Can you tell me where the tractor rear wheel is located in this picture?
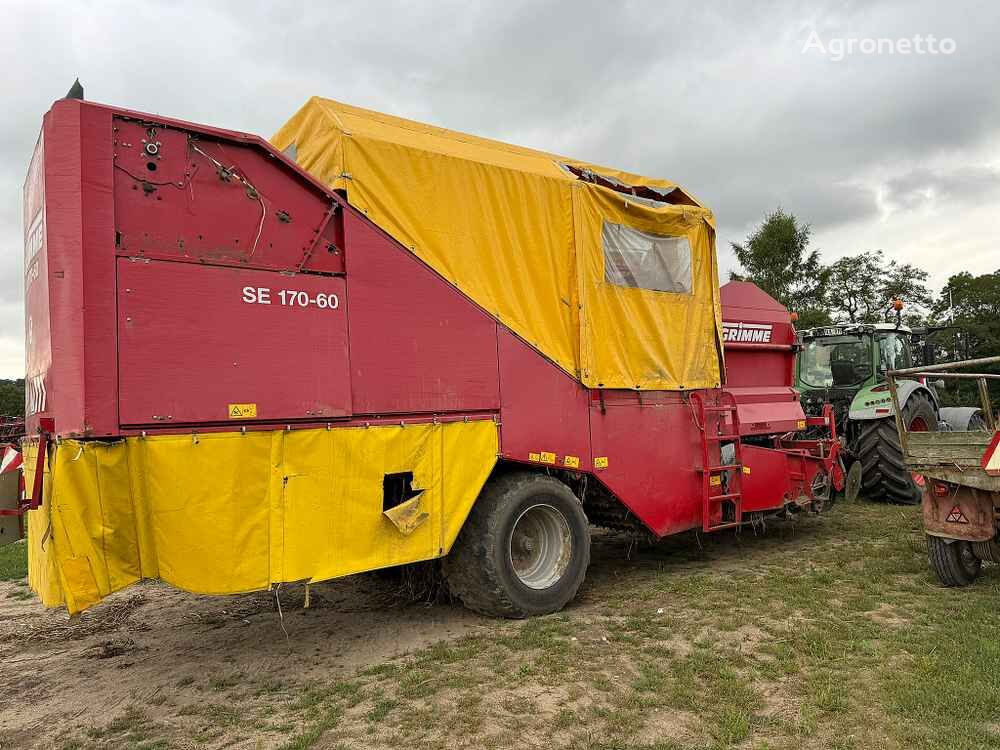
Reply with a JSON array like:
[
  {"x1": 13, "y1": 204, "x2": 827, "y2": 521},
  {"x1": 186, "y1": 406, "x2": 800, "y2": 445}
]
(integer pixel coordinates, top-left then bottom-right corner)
[
  {"x1": 856, "y1": 392, "x2": 937, "y2": 504},
  {"x1": 443, "y1": 471, "x2": 590, "y2": 618},
  {"x1": 927, "y1": 535, "x2": 981, "y2": 587}
]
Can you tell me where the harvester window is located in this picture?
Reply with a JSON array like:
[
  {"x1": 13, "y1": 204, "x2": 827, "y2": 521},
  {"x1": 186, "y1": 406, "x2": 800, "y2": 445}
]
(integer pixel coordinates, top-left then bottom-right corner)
[{"x1": 602, "y1": 221, "x2": 692, "y2": 294}]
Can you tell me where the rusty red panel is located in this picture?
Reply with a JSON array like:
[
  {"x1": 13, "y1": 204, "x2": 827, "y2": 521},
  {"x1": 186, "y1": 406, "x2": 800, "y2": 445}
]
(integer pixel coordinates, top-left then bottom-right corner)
[
  {"x1": 923, "y1": 482, "x2": 998, "y2": 542},
  {"x1": 113, "y1": 116, "x2": 338, "y2": 273},
  {"x1": 497, "y1": 330, "x2": 591, "y2": 468},
  {"x1": 589, "y1": 392, "x2": 703, "y2": 536},
  {"x1": 117, "y1": 259, "x2": 350, "y2": 425},
  {"x1": 344, "y1": 211, "x2": 500, "y2": 415}
]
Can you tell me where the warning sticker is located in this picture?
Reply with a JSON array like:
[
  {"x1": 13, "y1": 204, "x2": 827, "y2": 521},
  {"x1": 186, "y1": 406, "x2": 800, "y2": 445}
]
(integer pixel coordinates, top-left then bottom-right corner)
[
  {"x1": 742, "y1": 466, "x2": 751, "y2": 475},
  {"x1": 594, "y1": 456, "x2": 609, "y2": 470},
  {"x1": 797, "y1": 420, "x2": 807, "y2": 430},
  {"x1": 228, "y1": 403, "x2": 258, "y2": 419},
  {"x1": 709, "y1": 475, "x2": 722, "y2": 486},
  {"x1": 528, "y1": 452, "x2": 541, "y2": 462},
  {"x1": 982, "y1": 431, "x2": 1000, "y2": 476},
  {"x1": 563, "y1": 455, "x2": 580, "y2": 469},
  {"x1": 945, "y1": 505, "x2": 970, "y2": 524},
  {"x1": 539, "y1": 451, "x2": 556, "y2": 465}
]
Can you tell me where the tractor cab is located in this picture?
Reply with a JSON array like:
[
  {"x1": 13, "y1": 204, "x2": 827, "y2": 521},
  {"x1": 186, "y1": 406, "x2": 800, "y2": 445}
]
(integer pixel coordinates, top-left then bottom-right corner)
[
  {"x1": 796, "y1": 321, "x2": 986, "y2": 505},
  {"x1": 797, "y1": 323, "x2": 915, "y2": 430}
]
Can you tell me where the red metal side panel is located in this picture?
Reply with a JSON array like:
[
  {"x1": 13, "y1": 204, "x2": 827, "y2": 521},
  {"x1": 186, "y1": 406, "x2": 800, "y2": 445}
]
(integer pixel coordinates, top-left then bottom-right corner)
[
  {"x1": 720, "y1": 281, "x2": 804, "y2": 436},
  {"x1": 26, "y1": 100, "x2": 89, "y2": 436},
  {"x1": 589, "y1": 392, "x2": 704, "y2": 536},
  {"x1": 80, "y1": 104, "x2": 119, "y2": 435},
  {"x1": 739, "y1": 445, "x2": 795, "y2": 512},
  {"x1": 344, "y1": 211, "x2": 500, "y2": 415},
  {"x1": 498, "y1": 330, "x2": 591, "y2": 468},
  {"x1": 726, "y1": 386, "x2": 806, "y2": 435},
  {"x1": 117, "y1": 260, "x2": 350, "y2": 425}
]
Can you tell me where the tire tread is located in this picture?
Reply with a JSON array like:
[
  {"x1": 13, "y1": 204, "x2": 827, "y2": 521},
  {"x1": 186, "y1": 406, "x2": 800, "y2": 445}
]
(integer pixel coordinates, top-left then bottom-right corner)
[{"x1": 443, "y1": 472, "x2": 588, "y2": 618}]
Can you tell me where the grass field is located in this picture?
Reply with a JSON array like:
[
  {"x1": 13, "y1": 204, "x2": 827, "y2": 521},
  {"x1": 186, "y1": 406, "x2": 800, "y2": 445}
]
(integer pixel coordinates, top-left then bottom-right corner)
[
  {"x1": 3, "y1": 499, "x2": 999, "y2": 749},
  {"x1": 0, "y1": 537, "x2": 26, "y2": 581}
]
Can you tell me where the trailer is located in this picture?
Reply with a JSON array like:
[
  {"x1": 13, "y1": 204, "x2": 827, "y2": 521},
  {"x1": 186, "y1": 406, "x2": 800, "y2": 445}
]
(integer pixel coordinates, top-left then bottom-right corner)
[
  {"x1": 11, "y1": 95, "x2": 840, "y2": 617},
  {"x1": 886, "y1": 357, "x2": 1000, "y2": 586}
]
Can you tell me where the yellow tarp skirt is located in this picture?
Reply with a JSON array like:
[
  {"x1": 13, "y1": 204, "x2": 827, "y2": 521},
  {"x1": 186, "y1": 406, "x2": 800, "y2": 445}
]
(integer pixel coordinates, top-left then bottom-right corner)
[
  {"x1": 273, "y1": 97, "x2": 724, "y2": 391},
  {"x1": 25, "y1": 421, "x2": 498, "y2": 614}
]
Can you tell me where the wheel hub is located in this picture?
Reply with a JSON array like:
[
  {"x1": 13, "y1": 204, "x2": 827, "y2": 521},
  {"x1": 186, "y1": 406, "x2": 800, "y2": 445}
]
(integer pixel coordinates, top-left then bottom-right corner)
[{"x1": 509, "y1": 504, "x2": 572, "y2": 590}]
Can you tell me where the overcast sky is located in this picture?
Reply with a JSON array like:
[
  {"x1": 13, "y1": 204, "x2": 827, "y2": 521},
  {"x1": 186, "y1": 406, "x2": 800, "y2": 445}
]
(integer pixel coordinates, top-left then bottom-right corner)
[{"x1": 1, "y1": 0, "x2": 998, "y2": 378}]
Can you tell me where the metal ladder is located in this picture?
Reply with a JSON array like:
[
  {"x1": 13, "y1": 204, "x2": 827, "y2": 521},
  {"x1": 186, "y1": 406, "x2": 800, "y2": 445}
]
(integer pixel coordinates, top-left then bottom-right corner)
[{"x1": 693, "y1": 391, "x2": 744, "y2": 532}]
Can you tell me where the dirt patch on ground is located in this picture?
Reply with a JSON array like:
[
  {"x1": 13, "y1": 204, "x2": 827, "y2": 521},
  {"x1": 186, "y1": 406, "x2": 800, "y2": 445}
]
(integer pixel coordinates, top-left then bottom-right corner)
[
  {"x1": 0, "y1": 575, "x2": 486, "y2": 748},
  {"x1": 865, "y1": 603, "x2": 911, "y2": 628}
]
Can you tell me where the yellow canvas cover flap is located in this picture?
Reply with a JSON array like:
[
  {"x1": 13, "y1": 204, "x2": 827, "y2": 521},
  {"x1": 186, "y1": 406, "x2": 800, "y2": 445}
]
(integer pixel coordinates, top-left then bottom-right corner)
[
  {"x1": 26, "y1": 421, "x2": 498, "y2": 614},
  {"x1": 575, "y1": 184, "x2": 722, "y2": 389},
  {"x1": 273, "y1": 97, "x2": 723, "y2": 391}
]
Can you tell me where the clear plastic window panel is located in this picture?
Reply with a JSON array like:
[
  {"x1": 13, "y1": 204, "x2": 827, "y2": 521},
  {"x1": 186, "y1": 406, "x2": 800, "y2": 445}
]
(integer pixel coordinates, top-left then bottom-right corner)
[{"x1": 602, "y1": 221, "x2": 693, "y2": 293}]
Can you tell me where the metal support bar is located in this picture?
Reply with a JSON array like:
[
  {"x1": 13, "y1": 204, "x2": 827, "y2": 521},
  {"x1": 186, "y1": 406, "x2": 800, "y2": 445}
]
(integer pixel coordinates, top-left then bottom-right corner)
[
  {"x1": 888, "y1": 355, "x2": 1000, "y2": 377},
  {"x1": 886, "y1": 371, "x2": 908, "y2": 456},
  {"x1": 910, "y1": 372, "x2": 1000, "y2": 381},
  {"x1": 978, "y1": 377, "x2": 996, "y2": 431}
]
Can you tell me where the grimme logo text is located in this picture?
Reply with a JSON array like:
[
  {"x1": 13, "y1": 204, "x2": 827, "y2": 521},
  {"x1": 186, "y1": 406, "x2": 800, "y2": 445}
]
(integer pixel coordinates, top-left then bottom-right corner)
[{"x1": 722, "y1": 323, "x2": 773, "y2": 344}]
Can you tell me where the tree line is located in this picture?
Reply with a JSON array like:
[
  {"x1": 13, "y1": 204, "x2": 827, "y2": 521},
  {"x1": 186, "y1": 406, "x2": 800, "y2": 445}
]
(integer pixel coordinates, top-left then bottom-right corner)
[{"x1": 730, "y1": 208, "x2": 1000, "y2": 406}]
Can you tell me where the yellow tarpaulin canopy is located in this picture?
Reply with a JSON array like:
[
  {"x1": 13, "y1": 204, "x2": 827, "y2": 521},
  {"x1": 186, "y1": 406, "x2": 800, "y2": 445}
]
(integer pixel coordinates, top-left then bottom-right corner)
[
  {"x1": 27, "y1": 421, "x2": 498, "y2": 614},
  {"x1": 273, "y1": 98, "x2": 724, "y2": 390}
]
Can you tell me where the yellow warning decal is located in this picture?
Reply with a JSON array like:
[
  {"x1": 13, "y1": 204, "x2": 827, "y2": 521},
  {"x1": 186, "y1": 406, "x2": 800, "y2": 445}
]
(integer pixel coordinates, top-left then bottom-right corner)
[
  {"x1": 563, "y1": 455, "x2": 580, "y2": 469},
  {"x1": 797, "y1": 419, "x2": 807, "y2": 430},
  {"x1": 528, "y1": 452, "x2": 541, "y2": 462},
  {"x1": 710, "y1": 475, "x2": 722, "y2": 486},
  {"x1": 228, "y1": 403, "x2": 258, "y2": 419},
  {"x1": 594, "y1": 456, "x2": 609, "y2": 470},
  {"x1": 540, "y1": 452, "x2": 556, "y2": 465},
  {"x1": 742, "y1": 466, "x2": 751, "y2": 475}
]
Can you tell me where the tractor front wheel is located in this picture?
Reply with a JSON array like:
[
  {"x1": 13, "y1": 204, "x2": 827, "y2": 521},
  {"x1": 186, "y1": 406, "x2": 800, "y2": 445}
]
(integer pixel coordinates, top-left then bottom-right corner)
[
  {"x1": 927, "y1": 535, "x2": 981, "y2": 587},
  {"x1": 444, "y1": 471, "x2": 590, "y2": 618},
  {"x1": 856, "y1": 392, "x2": 937, "y2": 504}
]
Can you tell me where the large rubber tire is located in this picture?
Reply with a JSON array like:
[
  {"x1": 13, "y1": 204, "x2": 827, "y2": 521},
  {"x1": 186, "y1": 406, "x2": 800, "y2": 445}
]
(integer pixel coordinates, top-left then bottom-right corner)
[
  {"x1": 443, "y1": 471, "x2": 590, "y2": 618},
  {"x1": 927, "y1": 535, "x2": 981, "y2": 587},
  {"x1": 855, "y1": 392, "x2": 937, "y2": 505}
]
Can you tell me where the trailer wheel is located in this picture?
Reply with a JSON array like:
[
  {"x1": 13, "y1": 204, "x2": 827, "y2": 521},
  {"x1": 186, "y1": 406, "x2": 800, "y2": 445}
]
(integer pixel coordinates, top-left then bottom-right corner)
[
  {"x1": 855, "y1": 392, "x2": 937, "y2": 505},
  {"x1": 843, "y1": 460, "x2": 862, "y2": 503},
  {"x1": 927, "y1": 535, "x2": 981, "y2": 587},
  {"x1": 444, "y1": 472, "x2": 590, "y2": 618}
]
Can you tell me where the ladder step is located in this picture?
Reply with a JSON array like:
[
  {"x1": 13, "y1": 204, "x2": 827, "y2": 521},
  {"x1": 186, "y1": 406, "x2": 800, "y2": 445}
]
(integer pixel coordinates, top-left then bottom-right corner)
[
  {"x1": 705, "y1": 464, "x2": 742, "y2": 473},
  {"x1": 705, "y1": 433, "x2": 740, "y2": 441},
  {"x1": 707, "y1": 492, "x2": 742, "y2": 501},
  {"x1": 702, "y1": 405, "x2": 738, "y2": 412},
  {"x1": 706, "y1": 521, "x2": 742, "y2": 531}
]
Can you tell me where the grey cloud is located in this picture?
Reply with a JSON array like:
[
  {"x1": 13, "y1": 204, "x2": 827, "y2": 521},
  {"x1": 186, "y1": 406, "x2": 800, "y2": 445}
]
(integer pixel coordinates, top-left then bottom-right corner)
[
  {"x1": 883, "y1": 166, "x2": 1000, "y2": 211},
  {"x1": 0, "y1": 0, "x2": 998, "y2": 377}
]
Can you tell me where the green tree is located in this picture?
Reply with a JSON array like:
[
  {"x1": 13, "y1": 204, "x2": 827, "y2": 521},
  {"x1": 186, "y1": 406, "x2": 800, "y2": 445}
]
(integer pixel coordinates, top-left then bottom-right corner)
[
  {"x1": 0, "y1": 380, "x2": 23, "y2": 417},
  {"x1": 930, "y1": 270, "x2": 1000, "y2": 410},
  {"x1": 826, "y1": 250, "x2": 931, "y2": 323},
  {"x1": 729, "y1": 208, "x2": 831, "y2": 327}
]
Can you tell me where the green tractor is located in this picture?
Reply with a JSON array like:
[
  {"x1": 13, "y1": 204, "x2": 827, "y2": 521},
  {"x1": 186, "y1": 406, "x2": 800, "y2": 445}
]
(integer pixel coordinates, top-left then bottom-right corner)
[{"x1": 796, "y1": 322, "x2": 986, "y2": 504}]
